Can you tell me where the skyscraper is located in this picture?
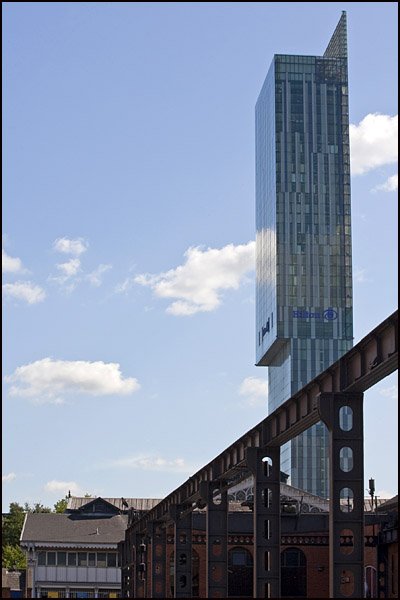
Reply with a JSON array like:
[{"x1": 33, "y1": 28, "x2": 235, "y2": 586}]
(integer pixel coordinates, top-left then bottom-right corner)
[{"x1": 255, "y1": 12, "x2": 353, "y2": 498}]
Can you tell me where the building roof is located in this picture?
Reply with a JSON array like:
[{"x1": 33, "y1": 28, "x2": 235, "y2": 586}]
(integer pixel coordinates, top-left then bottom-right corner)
[
  {"x1": 20, "y1": 513, "x2": 128, "y2": 545},
  {"x1": 376, "y1": 495, "x2": 398, "y2": 512},
  {"x1": 66, "y1": 496, "x2": 161, "y2": 512}
]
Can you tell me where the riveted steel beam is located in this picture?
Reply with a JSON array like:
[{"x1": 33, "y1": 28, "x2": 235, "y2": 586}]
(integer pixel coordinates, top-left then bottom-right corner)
[
  {"x1": 170, "y1": 504, "x2": 193, "y2": 598},
  {"x1": 319, "y1": 392, "x2": 364, "y2": 598},
  {"x1": 134, "y1": 532, "x2": 147, "y2": 599},
  {"x1": 246, "y1": 446, "x2": 281, "y2": 598},
  {"x1": 199, "y1": 481, "x2": 228, "y2": 599},
  {"x1": 123, "y1": 312, "x2": 397, "y2": 599},
  {"x1": 148, "y1": 522, "x2": 167, "y2": 598}
]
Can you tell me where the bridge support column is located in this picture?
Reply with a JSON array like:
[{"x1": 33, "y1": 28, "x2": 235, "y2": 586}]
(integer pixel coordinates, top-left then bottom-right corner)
[
  {"x1": 148, "y1": 522, "x2": 167, "y2": 598},
  {"x1": 246, "y1": 445, "x2": 281, "y2": 598},
  {"x1": 170, "y1": 504, "x2": 193, "y2": 598},
  {"x1": 134, "y1": 532, "x2": 147, "y2": 598},
  {"x1": 199, "y1": 481, "x2": 228, "y2": 599},
  {"x1": 319, "y1": 392, "x2": 364, "y2": 598}
]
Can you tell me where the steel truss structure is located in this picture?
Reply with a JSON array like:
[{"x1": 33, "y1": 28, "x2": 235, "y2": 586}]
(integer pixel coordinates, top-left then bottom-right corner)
[{"x1": 121, "y1": 310, "x2": 398, "y2": 598}]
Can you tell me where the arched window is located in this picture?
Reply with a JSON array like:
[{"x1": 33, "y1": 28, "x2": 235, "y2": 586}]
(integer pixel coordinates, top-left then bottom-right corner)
[
  {"x1": 169, "y1": 550, "x2": 200, "y2": 597},
  {"x1": 228, "y1": 547, "x2": 253, "y2": 597},
  {"x1": 281, "y1": 547, "x2": 307, "y2": 597},
  {"x1": 365, "y1": 565, "x2": 377, "y2": 598}
]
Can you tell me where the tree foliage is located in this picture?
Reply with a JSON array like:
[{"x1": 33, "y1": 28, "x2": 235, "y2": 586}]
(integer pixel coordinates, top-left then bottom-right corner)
[
  {"x1": 2, "y1": 497, "x2": 67, "y2": 569},
  {"x1": 2, "y1": 544, "x2": 27, "y2": 569},
  {"x1": 53, "y1": 496, "x2": 68, "y2": 513},
  {"x1": 2, "y1": 503, "x2": 26, "y2": 547}
]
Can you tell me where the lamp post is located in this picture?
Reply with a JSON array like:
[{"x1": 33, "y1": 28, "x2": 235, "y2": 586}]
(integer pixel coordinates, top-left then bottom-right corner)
[{"x1": 368, "y1": 478, "x2": 375, "y2": 512}]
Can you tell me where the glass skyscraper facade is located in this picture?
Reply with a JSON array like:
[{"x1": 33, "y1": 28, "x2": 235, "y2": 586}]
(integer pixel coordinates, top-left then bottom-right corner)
[{"x1": 255, "y1": 12, "x2": 353, "y2": 498}]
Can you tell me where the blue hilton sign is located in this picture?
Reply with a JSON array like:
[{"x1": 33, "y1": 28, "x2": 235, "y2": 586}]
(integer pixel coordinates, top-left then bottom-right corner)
[{"x1": 293, "y1": 309, "x2": 338, "y2": 321}]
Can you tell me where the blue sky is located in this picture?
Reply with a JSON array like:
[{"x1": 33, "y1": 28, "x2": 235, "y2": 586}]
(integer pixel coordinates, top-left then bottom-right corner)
[{"x1": 2, "y1": 2, "x2": 398, "y2": 512}]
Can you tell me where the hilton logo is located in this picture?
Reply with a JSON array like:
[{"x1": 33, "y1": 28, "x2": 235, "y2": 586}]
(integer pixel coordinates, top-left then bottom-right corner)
[{"x1": 293, "y1": 309, "x2": 338, "y2": 321}]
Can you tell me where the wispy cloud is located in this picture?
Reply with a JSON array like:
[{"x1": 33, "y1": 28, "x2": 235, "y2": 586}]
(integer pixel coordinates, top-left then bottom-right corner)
[
  {"x1": 372, "y1": 173, "x2": 398, "y2": 193},
  {"x1": 379, "y1": 385, "x2": 398, "y2": 400},
  {"x1": 350, "y1": 113, "x2": 398, "y2": 176},
  {"x1": 238, "y1": 376, "x2": 268, "y2": 407},
  {"x1": 376, "y1": 490, "x2": 398, "y2": 501},
  {"x1": 5, "y1": 358, "x2": 141, "y2": 404},
  {"x1": 2, "y1": 472, "x2": 17, "y2": 483},
  {"x1": 85, "y1": 264, "x2": 112, "y2": 287},
  {"x1": 50, "y1": 238, "x2": 111, "y2": 289},
  {"x1": 114, "y1": 276, "x2": 135, "y2": 294},
  {"x1": 135, "y1": 241, "x2": 255, "y2": 315},
  {"x1": 2, "y1": 281, "x2": 46, "y2": 304},
  {"x1": 102, "y1": 454, "x2": 196, "y2": 473},
  {"x1": 53, "y1": 237, "x2": 88, "y2": 256},
  {"x1": 43, "y1": 480, "x2": 85, "y2": 496},
  {"x1": 353, "y1": 267, "x2": 372, "y2": 284},
  {"x1": 52, "y1": 258, "x2": 82, "y2": 286}
]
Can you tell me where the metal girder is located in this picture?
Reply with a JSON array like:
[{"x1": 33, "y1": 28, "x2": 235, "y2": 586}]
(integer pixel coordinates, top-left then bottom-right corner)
[
  {"x1": 199, "y1": 481, "x2": 228, "y2": 599},
  {"x1": 246, "y1": 446, "x2": 281, "y2": 598},
  {"x1": 126, "y1": 311, "x2": 397, "y2": 534},
  {"x1": 123, "y1": 311, "x2": 397, "y2": 599},
  {"x1": 148, "y1": 522, "x2": 167, "y2": 598},
  {"x1": 170, "y1": 504, "x2": 193, "y2": 598},
  {"x1": 134, "y1": 532, "x2": 147, "y2": 599},
  {"x1": 319, "y1": 392, "x2": 364, "y2": 598}
]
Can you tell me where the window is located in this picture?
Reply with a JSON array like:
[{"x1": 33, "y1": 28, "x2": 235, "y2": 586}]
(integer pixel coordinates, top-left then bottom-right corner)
[
  {"x1": 38, "y1": 552, "x2": 46, "y2": 565},
  {"x1": 88, "y1": 553, "x2": 96, "y2": 567},
  {"x1": 68, "y1": 553, "x2": 77, "y2": 566},
  {"x1": 365, "y1": 565, "x2": 377, "y2": 598},
  {"x1": 47, "y1": 552, "x2": 56, "y2": 566},
  {"x1": 281, "y1": 548, "x2": 307, "y2": 597},
  {"x1": 97, "y1": 553, "x2": 107, "y2": 568},
  {"x1": 78, "y1": 552, "x2": 87, "y2": 567},
  {"x1": 231, "y1": 551, "x2": 247, "y2": 566},
  {"x1": 107, "y1": 553, "x2": 117, "y2": 568},
  {"x1": 228, "y1": 548, "x2": 253, "y2": 597},
  {"x1": 57, "y1": 552, "x2": 66, "y2": 565}
]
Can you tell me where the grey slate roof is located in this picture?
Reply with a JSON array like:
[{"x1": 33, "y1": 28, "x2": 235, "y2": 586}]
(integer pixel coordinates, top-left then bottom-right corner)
[
  {"x1": 66, "y1": 497, "x2": 161, "y2": 512},
  {"x1": 20, "y1": 513, "x2": 128, "y2": 545}
]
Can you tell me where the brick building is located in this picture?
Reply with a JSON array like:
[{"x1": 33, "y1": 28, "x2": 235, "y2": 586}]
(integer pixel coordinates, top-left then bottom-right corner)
[{"x1": 120, "y1": 493, "x2": 398, "y2": 598}]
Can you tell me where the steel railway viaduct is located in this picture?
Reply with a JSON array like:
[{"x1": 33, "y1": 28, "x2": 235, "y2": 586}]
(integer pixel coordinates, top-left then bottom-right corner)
[{"x1": 120, "y1": 310, "x2": 398, "y2": 598}]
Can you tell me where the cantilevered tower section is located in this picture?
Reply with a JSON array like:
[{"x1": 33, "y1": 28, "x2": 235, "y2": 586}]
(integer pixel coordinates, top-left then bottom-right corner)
[{"x1": 255, "y1": 12, "x2": 353, "y2": 497}]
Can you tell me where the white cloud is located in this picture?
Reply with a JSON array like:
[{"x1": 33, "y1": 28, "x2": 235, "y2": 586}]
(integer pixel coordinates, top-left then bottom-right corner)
[
  {"x1": 56, "y1": 258, "x2": 81, "y2": 278},
  {"x1": 2, "y1": 281, "x2": 46, "y2": 304},
  {"x1": 350, "y1": 113, "x2": 398, "y2": 176},
  {"x1": 44, "y1": 480, "x2": 85, "y2": 496},
  {"x1": 114, "y1": 277, "x2": 135, "y2": 294},
  {"x1": 105, "y1": 454, "x2": 191, "y2": 473},
  {"x1": 5, "y1": 358, "x2": 141, "y2": 403},
  {"x1": 376, "y1": 490, "x2": 398, "y2": 501},
  {"x1": 53, "y1": 237, "x2": 88, "y2": 256},
  {"x1": 379, "y1": 385, "x2": 398, "y2": 400},
  {"x1": 372, "y1": 173, "x2": 398, "y2": 193},
  {"x1": 135, "y1": 241, "x2": 255, "y2": 315},
  {"x1": 239, "y1": 376, "x2": 268, "y2": 407},
  {"x1": 2, "y1": 249, "x2": 24, "y2": 273},
  {"x1": 86, "y1": 264, "x2": 112, "y2": 287},
  {"x1": 2, "y1": 472, "x2": 17, "y2": 483},
  {"x1": 353, "y1": 267, "x2": 372, "y2": 284}
]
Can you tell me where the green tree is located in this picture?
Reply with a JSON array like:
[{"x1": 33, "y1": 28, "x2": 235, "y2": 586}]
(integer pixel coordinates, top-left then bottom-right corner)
[
  {"x1": 2, "y1": 503, "x2": 26, "y2": 547},
  {"x1": 2, "y1": 544, "x2": 27, "y2": 569},
  {"x1": 53, "y1": 495, "x2": 68, "y2": 513},
  {"x1": 2, "y1": 499, "x2": 59, "y2": 569},
  {"x1": 31, "y1": 502, "x2": 51, "y2": 513}
]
